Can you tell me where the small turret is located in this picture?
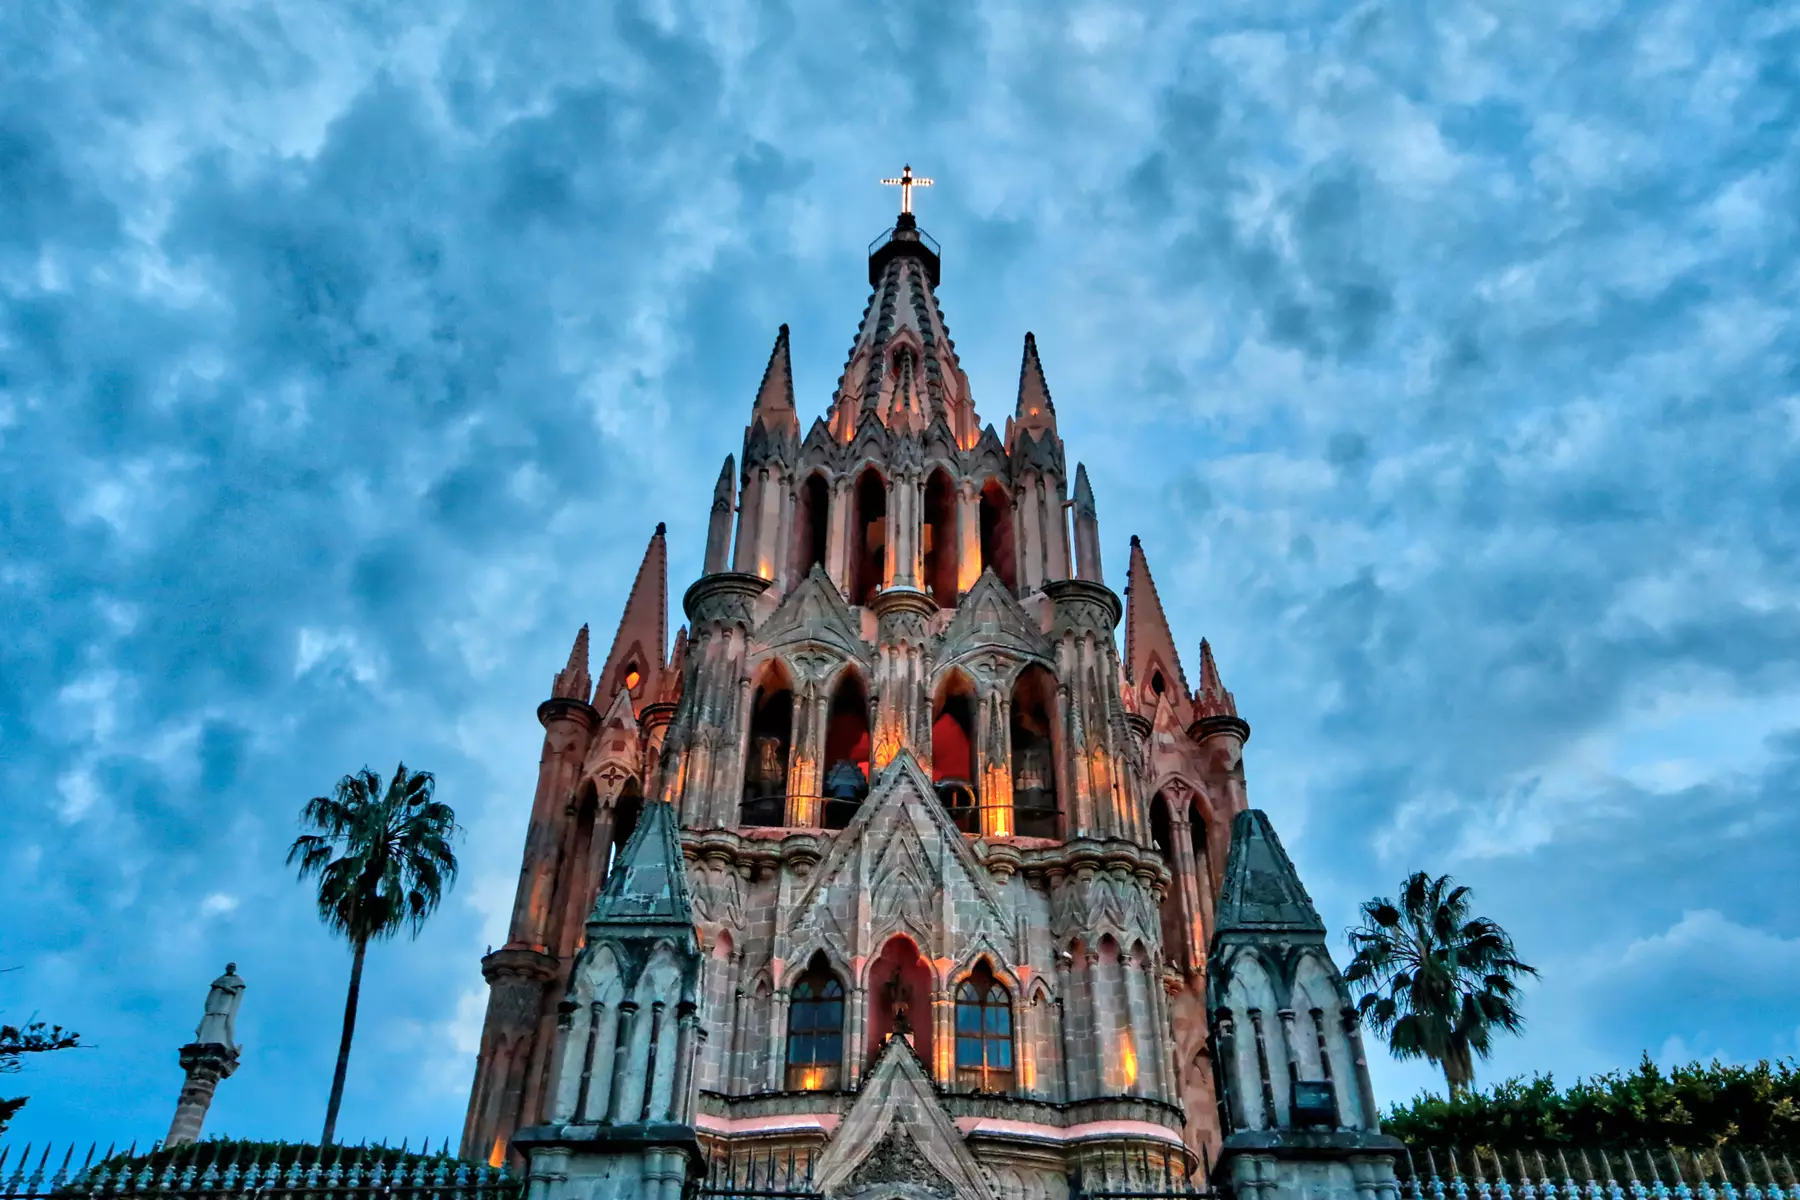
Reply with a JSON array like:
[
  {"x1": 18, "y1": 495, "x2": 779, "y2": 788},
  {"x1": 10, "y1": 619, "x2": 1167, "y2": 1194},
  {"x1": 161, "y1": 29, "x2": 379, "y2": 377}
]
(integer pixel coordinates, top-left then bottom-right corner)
[
  {"x1": 1124, "y1": 535, "x2": 1192, "y2": 725},
  {"x1": 704, "y1": 455, "x2": 735, "y2": 574},
  {"x1": 519, "y1": 799, "x2": 705, "y2": 1200},
  {"x1": 1072, "y1": 462, "x2": 1104, "y2": 584},
  {"x1": 552, "y1": 624, "x2": 592, "y2": 702},
  {"x1": 749, "y1": 324, "x2": 800, "y2": 439},
  {"x1": 1207, "y1": 811, "x2": 1399, "y2": 1196}
]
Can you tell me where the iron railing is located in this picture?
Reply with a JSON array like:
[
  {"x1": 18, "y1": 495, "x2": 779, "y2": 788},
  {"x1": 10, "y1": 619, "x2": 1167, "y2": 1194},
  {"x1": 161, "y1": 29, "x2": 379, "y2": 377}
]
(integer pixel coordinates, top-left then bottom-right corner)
[
  {"x1": 1399, "y1": 1146, "x2": 1800, "y2": 1200},
  {"x1": 738, "y1": 785, "x2": 1059, "y2": 839},
  {"x1": 696, "y1": 1148, "x2": 820, "y2": 1199},
  {"x1": 1069, "y1": 1144, "x2": 1216, "y2": 1199},
  {"x1": 0, "y1": 1142, "x2": 517, "y2": 1200}
]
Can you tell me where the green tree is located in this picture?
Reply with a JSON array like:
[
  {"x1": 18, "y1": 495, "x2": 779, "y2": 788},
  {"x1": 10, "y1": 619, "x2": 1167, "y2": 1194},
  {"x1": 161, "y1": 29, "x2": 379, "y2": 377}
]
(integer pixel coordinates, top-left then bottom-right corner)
[
  {"x1": 1382, "y1": 1054, "x2": 1800, "y2": 1155},
  {"x1": 1, "y1": 1017, "x2": 82, "y2": 1133},
  {"x1": 288, "y1": 763, "x2": 459, "y2": 1145},
  {"x1": 1344, "y1": 871, "x2": 1537, "y2": 1097}
]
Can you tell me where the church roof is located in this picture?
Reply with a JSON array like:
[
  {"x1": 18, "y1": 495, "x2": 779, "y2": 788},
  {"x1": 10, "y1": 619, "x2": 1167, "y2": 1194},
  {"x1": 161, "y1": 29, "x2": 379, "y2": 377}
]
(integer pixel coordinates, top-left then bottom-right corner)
[
  {"x1": 587, "y1": 799, "x2": 693, "y2": 931},
  {"x1": 1213, "y1": 809, "x2": 1327, "y2": 940}
]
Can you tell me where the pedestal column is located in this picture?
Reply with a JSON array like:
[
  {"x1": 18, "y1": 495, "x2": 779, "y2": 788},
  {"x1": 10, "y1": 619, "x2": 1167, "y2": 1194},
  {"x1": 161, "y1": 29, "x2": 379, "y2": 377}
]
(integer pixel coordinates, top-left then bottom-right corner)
[{"x1": 167, "y1": 1042, "x2": 238, "y2": 1146}]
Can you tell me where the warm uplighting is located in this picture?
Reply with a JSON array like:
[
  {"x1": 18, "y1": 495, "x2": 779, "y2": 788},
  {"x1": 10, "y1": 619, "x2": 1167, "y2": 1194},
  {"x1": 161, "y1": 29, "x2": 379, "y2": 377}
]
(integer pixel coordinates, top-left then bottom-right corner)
[
  {"x1": 1120, "y1": 1033, "x2": 1138, "y2": 1089},
  {"x1": 623, "y1": 667, "x2": 641, "y2": 691},
  {"x1": 798, "y1": 1066, "x2": 827, "y2": 1091},
  {"x1": 488, "y1": 1138, "x2": 506, "y2": 1168}
]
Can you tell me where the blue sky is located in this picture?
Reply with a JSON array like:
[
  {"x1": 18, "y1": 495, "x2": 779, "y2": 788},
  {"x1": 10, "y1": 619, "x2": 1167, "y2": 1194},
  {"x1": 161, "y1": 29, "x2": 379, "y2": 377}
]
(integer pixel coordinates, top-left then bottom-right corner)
[{"x1": 4, "y1": 0, "x2": 1799, "y2": 1148}]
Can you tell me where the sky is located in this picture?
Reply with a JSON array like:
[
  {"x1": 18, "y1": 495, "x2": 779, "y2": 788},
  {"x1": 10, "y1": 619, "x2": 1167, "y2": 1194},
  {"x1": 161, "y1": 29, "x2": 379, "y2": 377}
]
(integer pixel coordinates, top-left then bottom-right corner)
[{"x1": 3, "y1": 0, "x2": 1799, "y2": 1150}]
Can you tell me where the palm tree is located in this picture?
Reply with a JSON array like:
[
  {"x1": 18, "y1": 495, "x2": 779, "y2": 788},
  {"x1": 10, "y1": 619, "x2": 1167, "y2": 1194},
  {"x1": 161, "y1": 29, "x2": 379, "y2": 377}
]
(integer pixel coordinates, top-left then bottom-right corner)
[
  {"x1": 1343, "y1": 871, "x2": 1537, "y2": 1097},
  {"x1": 288, "y1": 763, "x2": 459, "y2": 1144}
]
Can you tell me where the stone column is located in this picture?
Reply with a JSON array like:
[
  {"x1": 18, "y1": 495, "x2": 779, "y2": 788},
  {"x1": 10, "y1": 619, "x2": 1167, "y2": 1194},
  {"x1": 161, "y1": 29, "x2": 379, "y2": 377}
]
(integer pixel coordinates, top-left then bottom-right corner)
[
  {"x1": 166, "y1": 1042, "x2": 238, "y2": 1146},
  {"x1": 1086, "y1": 947, "x2": 1114, "y2": 1093},
  {"x1": 845, "y1": 983, "x2": 868, "y2": 1087},
  {"x1": 732, "y1": 469, "x2": 759, "y2": 572},
  {"x1": 766, "y1": 989, "x2": 791, "y2": 1091},
  {"x1": 608, "y1": 1002, "x2": 640, "y2": 1123},
  {"x1": 1054, "y1": 954, "x2": 1078, "y2": 1101}
]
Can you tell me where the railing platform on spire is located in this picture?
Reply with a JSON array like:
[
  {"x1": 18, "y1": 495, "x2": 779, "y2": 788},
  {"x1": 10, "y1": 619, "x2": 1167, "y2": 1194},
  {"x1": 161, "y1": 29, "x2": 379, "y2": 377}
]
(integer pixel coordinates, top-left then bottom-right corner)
[{"x1": 867, "y1": 213, "x2": 941, "y2": 285}]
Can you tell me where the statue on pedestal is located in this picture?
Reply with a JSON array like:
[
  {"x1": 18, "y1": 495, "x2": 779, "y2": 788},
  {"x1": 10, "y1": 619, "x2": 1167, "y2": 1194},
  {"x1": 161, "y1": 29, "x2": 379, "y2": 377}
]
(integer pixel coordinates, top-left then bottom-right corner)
[{"x1": 166, "y1": 962, "x2": 245, "y2": 1147}]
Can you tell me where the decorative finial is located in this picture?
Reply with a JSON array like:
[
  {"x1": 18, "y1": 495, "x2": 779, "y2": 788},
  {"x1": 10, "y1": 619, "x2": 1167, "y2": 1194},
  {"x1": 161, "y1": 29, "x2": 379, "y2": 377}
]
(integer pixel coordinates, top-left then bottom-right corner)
[
  {"x1": 880, "y1": 163, "x2": 934, "y2": 215},
  {"x1": 655, "y1": 522, "x2": 666, "y2": 536}
]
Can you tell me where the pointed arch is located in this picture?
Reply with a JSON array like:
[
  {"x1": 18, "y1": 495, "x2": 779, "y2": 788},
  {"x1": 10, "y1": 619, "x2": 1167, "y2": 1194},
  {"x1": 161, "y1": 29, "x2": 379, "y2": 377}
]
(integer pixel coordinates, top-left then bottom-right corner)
[
  {"x1": 821, "y1": 665, "x2": 871, "y2": 829},
  {"x1": 954, "y1": 957, "x2": 1015, "y2": 1094},
  {"x1": 978, "y1": 477, "x2": 1017, "y2": 592},
  {"x1": 1010, "y1": 664, "x2": 1059, "y2": 838},
  {"x1": 792, "y1": 471, "x2": 831, "y2": 583},
  {"x1": 923, "y1": 466, "x2": 959, "y2": 607},
  {"x1": 931, "y1": 667, "x2": 979, "y2": 833},
  {"x1": 742, "y1": 659, "x2": 795, "y2": 826},
  {"x1": 851, "y1": 466, "x2": 888, "y2": 605},
  {"x1": 865, "y1": 934, "x2": 935, "y2": 1073},
  {"x1": 785, "y1": 950, "x2": 845, "y2": 1091}
]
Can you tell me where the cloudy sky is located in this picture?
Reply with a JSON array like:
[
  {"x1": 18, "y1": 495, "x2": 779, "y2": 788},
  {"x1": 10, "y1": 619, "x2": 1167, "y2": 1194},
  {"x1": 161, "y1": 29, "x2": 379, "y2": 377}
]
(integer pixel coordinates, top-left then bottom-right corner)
[{"x1": 5, "y1": 0, "x2": 1799, "y2": 1148}]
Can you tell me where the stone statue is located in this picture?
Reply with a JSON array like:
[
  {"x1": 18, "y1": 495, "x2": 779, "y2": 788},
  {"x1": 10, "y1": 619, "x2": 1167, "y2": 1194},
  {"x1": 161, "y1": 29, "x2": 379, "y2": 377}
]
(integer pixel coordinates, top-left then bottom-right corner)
[
  {"x1": 194, "y1": 962, "x2": 246, "y2": 1051},
  {"x1": 882, "y1": 966, "x2": 914, "y2": 1040}
]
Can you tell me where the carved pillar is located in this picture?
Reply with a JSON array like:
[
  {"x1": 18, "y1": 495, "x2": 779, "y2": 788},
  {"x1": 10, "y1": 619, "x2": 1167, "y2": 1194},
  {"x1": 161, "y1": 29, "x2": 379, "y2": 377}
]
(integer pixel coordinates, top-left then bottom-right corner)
[
  {"x1": 1086, "y1": 947, "x2": 1114, "y2": 1093},
  {"x1": 730, "y1": 980, "x2": 751, "y2": 1092},
  {"x1": 931, "y1": 988, "x2": 954, "y2": 1085},
  {"x1": 845, "y1": 983, "x2": 867, "y2": 1086},
  {"x1": 607, "y1": 1001, "x2": 640, "y2": 1123},
  {"x1": 765, "y1": 989, "x2": 790, "y2": 1091}
]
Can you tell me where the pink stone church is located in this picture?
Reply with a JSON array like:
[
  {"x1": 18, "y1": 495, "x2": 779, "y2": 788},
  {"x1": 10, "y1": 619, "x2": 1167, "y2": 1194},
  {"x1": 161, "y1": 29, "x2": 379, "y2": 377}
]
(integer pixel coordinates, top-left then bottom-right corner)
[{"x1": 457, "y1": 189, "x2": 1395, "y2": 1200}]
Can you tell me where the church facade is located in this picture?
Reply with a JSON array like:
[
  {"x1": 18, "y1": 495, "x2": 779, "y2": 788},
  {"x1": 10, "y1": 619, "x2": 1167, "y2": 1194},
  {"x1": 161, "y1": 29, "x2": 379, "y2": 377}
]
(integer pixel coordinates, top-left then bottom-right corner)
[{"x1": 458, "y1": 202, "x2": 1386, "y2": 1199}]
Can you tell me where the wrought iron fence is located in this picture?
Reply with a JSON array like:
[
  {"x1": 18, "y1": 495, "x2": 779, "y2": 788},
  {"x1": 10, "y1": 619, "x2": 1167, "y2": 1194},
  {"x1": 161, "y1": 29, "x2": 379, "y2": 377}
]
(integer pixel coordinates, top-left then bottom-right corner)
[
  {"x1": 696, "y1": 1147, "x2": 820, "y2": 1199},
  {"x1": 1399, "y1": 1146, "x2": 1800, "y2": 1200},
  {"x1": 1069, "y1": 1144, "x2": 1217, "y2": 1199},
  {"x1": 0, "y1": 1142, "x2": 517, "y2": 1200}
]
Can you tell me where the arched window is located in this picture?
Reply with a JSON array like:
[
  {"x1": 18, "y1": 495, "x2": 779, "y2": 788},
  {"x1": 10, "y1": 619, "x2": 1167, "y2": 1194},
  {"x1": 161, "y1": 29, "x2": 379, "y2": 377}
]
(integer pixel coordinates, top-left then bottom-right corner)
[
  {"x1": 1148, "y1": 792, "x2": 1188, "y2": 971},
  {"x1": 784, "y1": 953, "x2": 844, "y2": 1091},
  {"x1": 852, "y1": 467, "x2": 887, "y2": 606},
  {"x1": 1010, "y1": 665, "x2": 1058, "y2": 838},
  {"x1": 954, "y1": 961, "x2": 1014, "y2": 1094},
  {"x1": 1189, "y1": 799, "x2": 1213, "y2": 898},
  {"x1": 978, "y1": 478, "x2": 1017, "y2": 592},
  {"x1": 793, "y1": 472, "x2": 830, "y2": 581},
  {"x1": 932, "y1": 671, "x2": 978, "y2": 834},
  {"x1": 605, "y1": 780, "x2": 643, "y2": 882},
  {"x1": 821, "y1": 670, "x2": 871, "y2": 830},
  {"x1": 923, "y1": 468, "x2": 959, "y2": 607},
  {"x1": 742, "y1": 663, "x2": 794, "y2": 826}
]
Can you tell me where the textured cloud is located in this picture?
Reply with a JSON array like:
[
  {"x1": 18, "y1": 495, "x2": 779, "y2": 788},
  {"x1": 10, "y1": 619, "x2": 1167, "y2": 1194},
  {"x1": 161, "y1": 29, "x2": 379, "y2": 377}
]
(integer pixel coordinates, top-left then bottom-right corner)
[{"x1": 2, "y1": 0, "x2": 1797, "y2": 1143}]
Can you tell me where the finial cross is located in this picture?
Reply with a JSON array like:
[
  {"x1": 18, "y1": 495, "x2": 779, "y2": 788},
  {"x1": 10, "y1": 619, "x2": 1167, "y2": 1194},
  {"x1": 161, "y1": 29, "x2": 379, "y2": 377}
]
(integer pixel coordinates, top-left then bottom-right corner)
[{"x1": 880, "y1": 163, "x2": 934, "y2": 215}]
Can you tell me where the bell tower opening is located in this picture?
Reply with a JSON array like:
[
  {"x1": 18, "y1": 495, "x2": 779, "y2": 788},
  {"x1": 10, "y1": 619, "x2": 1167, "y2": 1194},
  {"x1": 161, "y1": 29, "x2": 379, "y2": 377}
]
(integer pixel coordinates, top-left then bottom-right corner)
[
  {"x1": 924, "y1": 468, "x2": 958, "y2": 607},
  {"x1": 867, "y1": 935, "x2": 935, "y2": 1072},
  {"x1": 794, "y1": 472, "x2": 830, "y2": 581},
  {"x1": 1010, "y1": 665, "x2": 1058, "y2": 838},
  {"x1": 979, "y1": 479, "x2": 1016, "y2": 592},
  {"x1": 1148, "y1": 792, "x2": 1187, "y2": 969},
  {"x1": 852, "y1": 467, "x2": 888, "y2": 605},
  {"x1": 932, "y1": 670, "x2": 978, "y2": 834},
  {"x1": 822, "y1": 669, "x2": 872, "y2": 830},
  {"x1": 742, "y1": 662, "x2": 794, "y2": 827}
]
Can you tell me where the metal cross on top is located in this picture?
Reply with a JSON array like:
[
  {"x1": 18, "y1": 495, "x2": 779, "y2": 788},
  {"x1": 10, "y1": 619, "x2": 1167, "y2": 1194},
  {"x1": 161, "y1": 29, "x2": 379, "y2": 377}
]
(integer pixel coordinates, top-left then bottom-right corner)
[{"x1": 880, "y1": 163, "x2": 933, "y2": 214}]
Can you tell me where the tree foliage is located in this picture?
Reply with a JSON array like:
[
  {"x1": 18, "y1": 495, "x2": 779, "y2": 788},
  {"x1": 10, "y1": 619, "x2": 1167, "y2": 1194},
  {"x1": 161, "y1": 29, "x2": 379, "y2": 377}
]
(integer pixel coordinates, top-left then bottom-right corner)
[
  {"x1": 1345, "y1": 871, "x2": 1538, "y2": 1096},
  {"x1": 1, "y1": 1018, "x2": 83, "y2": 1134},
  {"x1": 288, "y1": 763, "x2": 459, "y2": 1145},
  {"x1": 1385, "y1": 1055, "x2": 1800, "y2": 1155}
]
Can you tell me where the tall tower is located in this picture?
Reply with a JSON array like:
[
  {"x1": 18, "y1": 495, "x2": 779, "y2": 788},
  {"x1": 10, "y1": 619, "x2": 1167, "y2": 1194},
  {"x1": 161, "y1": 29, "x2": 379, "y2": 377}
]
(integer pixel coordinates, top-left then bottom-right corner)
[{"x1": 465, "y1": 189, "x2": 1261, "y2": 1193}]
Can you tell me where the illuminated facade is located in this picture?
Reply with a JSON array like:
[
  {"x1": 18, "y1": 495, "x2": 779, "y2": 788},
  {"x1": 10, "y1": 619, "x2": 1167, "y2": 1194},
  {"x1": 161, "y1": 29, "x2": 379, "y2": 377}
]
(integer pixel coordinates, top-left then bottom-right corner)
[{"x1": 462, "y1": 203, "x2": 1268, "y2": 1195}]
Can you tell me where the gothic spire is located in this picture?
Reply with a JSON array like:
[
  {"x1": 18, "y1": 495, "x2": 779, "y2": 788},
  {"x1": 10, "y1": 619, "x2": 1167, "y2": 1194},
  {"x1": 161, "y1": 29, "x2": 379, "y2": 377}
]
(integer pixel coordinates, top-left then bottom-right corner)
[
  {"x1": 550, "y1": 623, "x2": 591, "y2": 701},
  {"x1": 704, "y1": 454, "x2": 735, "y2": 573},
  {"x1": 750, "y1": 324, "x2": 800, "y2": 437},
  {"x1": 1006, "y1": 331, "x2": 1059, "y2": 452},
  {"x1": 832, "y1": 225, "x2": 974, "y2": 442},
  {"x1": 595, "y1": 523, "x2": 668, "y2": 711},
  {"x1": 1212, "y1": 809, "x2": 1326, "y2": 940},
  {"x1": 1124, "y1": 534, "x2": 1191, "y2": 725},
  {"x1": 1195, "y1": 638, "x2": 1239, "y2": 719},
  {"x1": 1072, "y1": 462, "x2": 1104, "y2": 584}
]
